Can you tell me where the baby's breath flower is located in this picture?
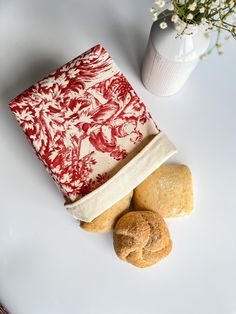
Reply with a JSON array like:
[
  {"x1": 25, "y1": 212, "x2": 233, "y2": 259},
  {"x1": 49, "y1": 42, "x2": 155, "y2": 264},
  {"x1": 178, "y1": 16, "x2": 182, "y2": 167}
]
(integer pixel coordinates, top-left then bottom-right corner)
[
  {"x1": 152, "y1": 11, "x2": 158, "y2": 22},
  {"x1": 155, "y1": 0, "x2": 165, "y2": 8},
  {"x1": 152, "y1": 13, "x2": 158, "y2": 21},
  {"x1": 160, "y1": 21, "x2": 168, "y2": 29},
  {"x1": 187, "y1": 13, "x2": 194, "y2": 20},
  {"x1": 175, "y1": 22, "x2": 182, "y2": 32},
  {"x1": 216, "y1": 20, "x2": 223, "y2": 27},
  {"x1": 188, "y1": 2, "x2": 197, "y2": 11},
  {"x1": 220, "y1": 2, "x2": 226, "y2": 9},
  {"x1": 171, "y1": 14, "x2": 179, "y2": 23},
  {"x1": 160, "y1": 1, "x2": 166, "y2": 8},
  {"x1": 210, "y1": 2, "x2": 218, "y2": 9},
  {"x1": 150, "y1": 0, "x2": 236, "y2": 59}
]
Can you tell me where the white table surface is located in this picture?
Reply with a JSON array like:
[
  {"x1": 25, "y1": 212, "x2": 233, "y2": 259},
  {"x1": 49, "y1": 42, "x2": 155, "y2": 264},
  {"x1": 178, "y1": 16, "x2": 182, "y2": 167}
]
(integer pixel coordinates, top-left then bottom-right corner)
[{"x1": 0, "y1": 1, "x2": 236, "y2": 313}]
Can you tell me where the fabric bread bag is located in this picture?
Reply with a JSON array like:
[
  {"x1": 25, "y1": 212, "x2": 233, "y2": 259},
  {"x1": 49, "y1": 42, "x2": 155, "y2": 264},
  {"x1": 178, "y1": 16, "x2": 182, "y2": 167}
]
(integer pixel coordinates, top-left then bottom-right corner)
[{"x1": 9, "y1": 44, "x2": 176, "y2": 222}]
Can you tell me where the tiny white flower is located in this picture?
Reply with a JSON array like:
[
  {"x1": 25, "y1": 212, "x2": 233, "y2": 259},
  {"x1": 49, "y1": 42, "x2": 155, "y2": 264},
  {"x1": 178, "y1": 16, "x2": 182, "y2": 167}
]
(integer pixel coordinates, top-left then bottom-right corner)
[
  {"x1": 155, "y1": 0, "x2": 165, "y2": 8},
  {"x1": 200, "y1": 0, "x2": 206, "y2": 3},
  {"x1": 159, "y1": 0, "x2": 166, "y2": 8},
  {"x1": 150, "y1": 7, "x2": 156, "y2": 13},
  {"x1": 201, "y1": 17, "x2": 207, "y2": 23},
  {"x1": 188, "y1": 2, "x2": 197, "y2": 11},
  {"x1": 160, "y1": 21, "x2": 168, "y2": 29},
  {"x1": 152, "y1": 14, "x2": 158, "y2": 21},
  {"x1": 220, "y1": 2, "x2": 226, "y2": 8},
  {"x1": 168, "y1": 3, "x2": 175, "y2": 11},
  {"x1": 187, "y1": 13, "x2": 194, "y2": 20},
  {"x1": 216, "y1": 20, "x2": 223, "y2": 27},
  {"x1": 200, "y1": 7, "x2": 205, "y2": 13},
  {"x1": 171, "y1": 14, "x2": 179, "y2": 23},
  {"x1": 210, "y1": 2, "x2": 217, "y2": 9},
  {"x1": 175, "y1": 23, "x2": 182, "y2": 32}
]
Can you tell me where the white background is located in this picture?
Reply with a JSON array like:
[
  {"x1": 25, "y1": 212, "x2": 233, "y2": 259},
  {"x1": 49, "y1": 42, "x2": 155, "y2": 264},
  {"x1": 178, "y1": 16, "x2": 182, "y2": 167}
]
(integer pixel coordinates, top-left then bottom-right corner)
[{"x1": 0, "y1": 1, "x2": 236, "y2": 313}]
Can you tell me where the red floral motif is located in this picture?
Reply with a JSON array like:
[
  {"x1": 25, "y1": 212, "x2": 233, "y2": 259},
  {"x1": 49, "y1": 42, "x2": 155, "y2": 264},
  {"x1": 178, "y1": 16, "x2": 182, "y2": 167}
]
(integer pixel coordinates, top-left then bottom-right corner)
[
  {"x1": 9, "y1": 45, "x2": 159, "y2": 202},
  {"x1": 110, "y1": 146, "x2": 127, "y2": 160},
  {"x1": 89, "y1": 125, "x2": 117, "y2": 153}
]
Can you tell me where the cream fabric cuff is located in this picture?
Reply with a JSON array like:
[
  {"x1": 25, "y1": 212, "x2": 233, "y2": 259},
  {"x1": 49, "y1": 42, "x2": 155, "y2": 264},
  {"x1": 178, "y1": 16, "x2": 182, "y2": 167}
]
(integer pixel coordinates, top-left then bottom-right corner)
[{"x1": 65, "y1": 132, "x2": 177, "y2": 222}]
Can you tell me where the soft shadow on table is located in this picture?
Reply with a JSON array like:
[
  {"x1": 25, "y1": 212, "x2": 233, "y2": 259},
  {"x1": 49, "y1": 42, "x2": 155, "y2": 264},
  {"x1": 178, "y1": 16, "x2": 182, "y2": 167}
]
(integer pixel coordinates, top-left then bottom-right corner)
[
  {"x1": 102, "y1": 231, "x2": 114, "y2": 251},
  {"x1": 0, "y1": 56, "x2": 61, "y2": 150},
  {"x1": 115, "y1": 25, "x2": 147, "y2": 77},
  {"x1": 0, "y1": 56, "x2": 63, "y2": 202},
  {"x1": 0, "y1": 57, "x2": 61, "y2": 105},
  {"x1": 102, "y1": 2, "x2": 148, "y2": 78}
]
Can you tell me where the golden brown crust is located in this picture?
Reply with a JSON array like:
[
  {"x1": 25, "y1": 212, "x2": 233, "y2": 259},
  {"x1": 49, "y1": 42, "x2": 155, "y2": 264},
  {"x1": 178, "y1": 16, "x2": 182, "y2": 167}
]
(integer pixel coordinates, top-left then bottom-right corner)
[
  {"x1": 133, "y1": 164, "x2": 193, "y2": 217},
  {"x1": 80, "y1": 191, "x2": 133, "y2": 233},
  {"x1": 113, "y1": 211, "x2": 172, "y2": 268}
]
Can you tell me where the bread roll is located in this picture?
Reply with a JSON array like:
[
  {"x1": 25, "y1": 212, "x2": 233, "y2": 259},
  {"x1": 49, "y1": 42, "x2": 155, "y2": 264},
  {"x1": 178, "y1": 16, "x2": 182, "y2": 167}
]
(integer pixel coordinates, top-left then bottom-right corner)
[
  {"x1": 80, "y1": 191, "x2": 133, "y2": 233},
  {"x1": 133, "y1": 164, "x2": 193, "y2": 217},
  {"x1": 113, "y1": 211, "x2": 172, "y2": 268}
]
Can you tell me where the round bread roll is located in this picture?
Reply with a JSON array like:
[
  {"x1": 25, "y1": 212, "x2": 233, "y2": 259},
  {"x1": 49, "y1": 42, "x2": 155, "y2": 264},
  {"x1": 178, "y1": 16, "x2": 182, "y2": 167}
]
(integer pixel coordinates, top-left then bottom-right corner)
[
  {"x1": 133, "y1": 164, "x2": 193, "y2": 217},
  {"x1": 80, "y1": 191, "x2": 133, "y2": 233},
  {"x1": 113, "y1": 211, "x2": 172, "y2": 268}
]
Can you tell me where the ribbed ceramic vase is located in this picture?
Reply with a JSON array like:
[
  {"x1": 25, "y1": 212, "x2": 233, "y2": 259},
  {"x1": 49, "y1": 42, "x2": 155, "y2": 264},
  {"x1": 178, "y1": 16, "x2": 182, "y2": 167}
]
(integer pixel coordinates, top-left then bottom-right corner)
[{"x1": 141, "y1": 11, "x2": 211, "y2": 96}]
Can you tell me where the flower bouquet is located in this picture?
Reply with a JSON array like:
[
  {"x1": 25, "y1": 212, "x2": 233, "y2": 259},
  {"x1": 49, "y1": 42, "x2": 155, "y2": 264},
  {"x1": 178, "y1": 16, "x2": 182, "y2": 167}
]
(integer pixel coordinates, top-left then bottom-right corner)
[{"x1": 151, "y1": 0, "x2": 236, "y2": 57}]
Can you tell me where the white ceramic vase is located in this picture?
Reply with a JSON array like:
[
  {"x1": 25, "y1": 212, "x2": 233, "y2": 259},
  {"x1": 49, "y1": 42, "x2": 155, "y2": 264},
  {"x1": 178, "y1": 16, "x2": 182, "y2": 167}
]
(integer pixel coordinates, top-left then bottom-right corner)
[{"x1": 141, "y1": 11, "x2": 211, "y2": 96}]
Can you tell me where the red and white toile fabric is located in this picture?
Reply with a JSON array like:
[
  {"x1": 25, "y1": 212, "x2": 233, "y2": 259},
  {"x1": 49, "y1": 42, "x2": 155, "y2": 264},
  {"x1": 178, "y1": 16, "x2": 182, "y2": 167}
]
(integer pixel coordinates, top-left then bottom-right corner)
[{"x1": 9, "y1": 44, "x2": 176, "y2": 222}]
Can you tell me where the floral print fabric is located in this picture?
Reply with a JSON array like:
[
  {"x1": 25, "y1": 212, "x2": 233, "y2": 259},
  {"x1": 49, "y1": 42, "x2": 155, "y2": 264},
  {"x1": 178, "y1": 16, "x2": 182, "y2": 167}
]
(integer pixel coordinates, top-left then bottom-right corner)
[{"x1": 9, "y1": 44, "x2": 159, "y2": 203}]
